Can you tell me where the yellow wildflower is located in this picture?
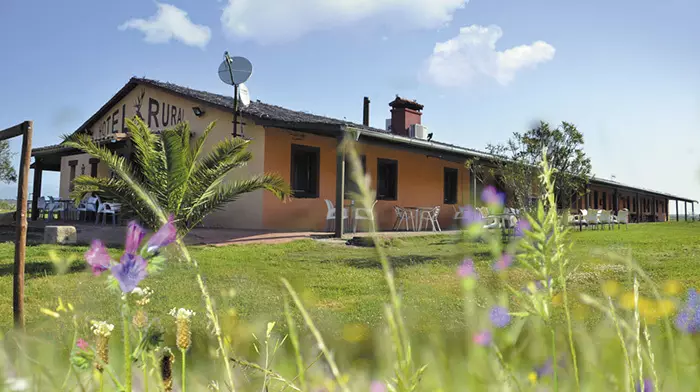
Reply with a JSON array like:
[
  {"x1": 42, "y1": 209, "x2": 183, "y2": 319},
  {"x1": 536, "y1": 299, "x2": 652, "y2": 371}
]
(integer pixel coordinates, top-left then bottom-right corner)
[
  {"x1": 528, "y1": 372, "x2": 538, "y2": 385},
  {"x1": 663, "y1": 280, "x2": 683, "y2": 296},
  {"x1": 619, "y1": 292, "x2": 635, "y2": 310},
  {"x1": 602, "y1": 280, "x2": 620, "y2": 297}
]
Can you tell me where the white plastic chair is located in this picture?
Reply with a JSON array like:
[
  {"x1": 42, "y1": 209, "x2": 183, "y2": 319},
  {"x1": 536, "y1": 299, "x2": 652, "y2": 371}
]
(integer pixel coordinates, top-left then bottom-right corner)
[
  {"x1": 353, "y1": 200, "x2": 377, "y2": 233},
  {"x1": 615, "y1": 209, "x2": 629, "y2": 230},
  {"x1": 324, "y1": 199, "x2": 348, "y2": 232},
  {"x1": 418, "y1": 206, "x2": 442, "y2": 232},
  {"x1": 598, "y1": 210, "x2": 613, "y2": 230},
  {"x1": 77, "y1": 195, "x2": 100, "y2": 221},
  {"x1": 36, "y1": 197, "x2": 47, "y2": 219},
  {"x1": 452, "y1": 205, "x2": 464, "y2": 221},
  {"x1": 393, "y1": 206, "x2": 413, "y2": 231},
  {"x1": 480, "y1": 207, "x2": 500, "y2": 230},
  {"x1": 47, "y1": 196, "x2": 65, "y2": 221},
  {"x1": 96, "y1": 202, "x2": 121, "y2": 225},
  {"x1": 584, "y1": 209, "x2": 599, "y2": 229}
]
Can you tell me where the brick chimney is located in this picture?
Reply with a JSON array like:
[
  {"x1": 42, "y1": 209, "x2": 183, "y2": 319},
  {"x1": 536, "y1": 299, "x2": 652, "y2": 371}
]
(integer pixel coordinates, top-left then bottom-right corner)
[{"x1": 389, "y1": 96, "x2": 423, "y2": 137}]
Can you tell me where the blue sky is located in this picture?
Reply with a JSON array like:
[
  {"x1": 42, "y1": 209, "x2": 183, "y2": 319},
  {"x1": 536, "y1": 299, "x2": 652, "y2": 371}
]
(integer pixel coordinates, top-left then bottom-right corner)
[{"x1": 1, "y1": 0, "x2": 698, "y2": 213}]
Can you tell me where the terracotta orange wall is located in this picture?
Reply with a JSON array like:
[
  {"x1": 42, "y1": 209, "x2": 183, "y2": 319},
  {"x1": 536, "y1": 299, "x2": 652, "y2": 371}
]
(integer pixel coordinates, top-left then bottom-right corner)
[{"x1": 262, "y1": 128, "x2": 470, "y2": 231}]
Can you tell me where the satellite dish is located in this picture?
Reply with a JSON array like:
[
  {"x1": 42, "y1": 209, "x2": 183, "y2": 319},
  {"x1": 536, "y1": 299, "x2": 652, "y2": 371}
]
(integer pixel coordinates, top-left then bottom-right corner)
[
  {"x1": 239, "y1": 83, "x2": 251, "y2": 107},
  {"x1": 218, "y1": 56, "x2": 253, "y2": 86}
]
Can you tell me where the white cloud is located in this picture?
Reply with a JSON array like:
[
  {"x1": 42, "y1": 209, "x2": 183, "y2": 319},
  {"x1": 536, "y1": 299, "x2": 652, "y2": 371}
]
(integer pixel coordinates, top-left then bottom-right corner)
[
  {"x1": 119, "y1": 3, "x2": 211, "y2": 48},
  {"x1": 424, "y1": 25, "x2": 555, "y2": 87},
  {"x1": 221, "y1": 0, "x2": 468, "y2": 44}
]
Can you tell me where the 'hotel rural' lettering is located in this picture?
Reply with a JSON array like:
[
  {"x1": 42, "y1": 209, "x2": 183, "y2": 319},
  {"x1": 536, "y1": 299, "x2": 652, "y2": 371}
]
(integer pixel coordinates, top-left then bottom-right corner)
[
  {"x1": 147, "y1": 98, "x2": 185, "y2": 129},
  {"x1": 98, "y1": 95, "x2": 186, "y2": 136}
]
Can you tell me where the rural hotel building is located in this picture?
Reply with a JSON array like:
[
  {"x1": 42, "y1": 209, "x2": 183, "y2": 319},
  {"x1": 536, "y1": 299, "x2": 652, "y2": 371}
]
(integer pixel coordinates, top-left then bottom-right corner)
[{"x1": 30, "y1": 78, "x2": 697, "y2": 231}]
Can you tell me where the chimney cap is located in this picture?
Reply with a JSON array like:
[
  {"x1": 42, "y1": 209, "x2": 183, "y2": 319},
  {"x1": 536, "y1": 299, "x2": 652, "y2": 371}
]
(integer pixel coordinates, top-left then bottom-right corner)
[{"x1": 389, "y1": 95, "x2": 423, "y2": 111}]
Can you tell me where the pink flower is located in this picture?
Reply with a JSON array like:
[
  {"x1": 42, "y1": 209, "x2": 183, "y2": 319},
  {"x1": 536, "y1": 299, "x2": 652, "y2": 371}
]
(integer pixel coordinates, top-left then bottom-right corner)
[
  {"x1": 145, "y1": 215, "x2": 177, "y2": 254},
  {"x1": 472, "y1": 330, "x2": 492, "y2": 346},
  {"x1": 125, "y1": 221, "x2": 145, "y2": 256},
  {"x1": 457, "y1": 258, "x2": 477, "y2": 279},
  {"x1": 493, "y1": 254, "x2": 514, "y2": 272},
  {"x1": 481, "y1": 186, "x2": 505, "y2": 207},
  {"x1": 76, "y1": 338, "x2": 89, "y2": 351},
  {"x1": 370, "y1": 381, "x2": 386, "y2": 392},
  {"x1": 85, "y1": 240, "x2": 112, "y2": 276}
]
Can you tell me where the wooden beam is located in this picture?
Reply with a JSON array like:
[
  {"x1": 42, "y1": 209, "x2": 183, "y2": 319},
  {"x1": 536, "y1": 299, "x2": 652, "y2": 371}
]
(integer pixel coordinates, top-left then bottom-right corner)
[
  {"x1": 676, "y1": 200, "x2": 680, "y2": 222},
  {"x1": 31, "y1": 161, "x2": 42, "y2": 220},
  {"x1": 334, "y1": 139, "x2": 345, "y2": 238},
  {"x1": 0, "y1": 123, "x2": 28, "y2": 140},
  {"x1": 14, "y1": 121, "x2": 32, "y2": 329}
]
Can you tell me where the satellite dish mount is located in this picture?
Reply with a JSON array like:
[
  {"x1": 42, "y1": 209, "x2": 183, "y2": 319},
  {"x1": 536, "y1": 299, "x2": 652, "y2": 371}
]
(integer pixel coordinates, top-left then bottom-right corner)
[{"x1": 218, "y1": 52, "x2": 253, "y2": 137}]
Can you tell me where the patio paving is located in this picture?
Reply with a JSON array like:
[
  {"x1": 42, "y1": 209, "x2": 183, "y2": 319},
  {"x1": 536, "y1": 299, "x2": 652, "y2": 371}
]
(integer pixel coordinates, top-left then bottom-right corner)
[{"x1": 0, "y1": 213, "x2": 456, "y2": 246}]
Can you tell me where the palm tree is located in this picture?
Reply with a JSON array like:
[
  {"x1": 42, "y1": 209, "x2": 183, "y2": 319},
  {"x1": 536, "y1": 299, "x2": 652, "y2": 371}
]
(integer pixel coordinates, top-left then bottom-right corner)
[{"x1": 63, "y1": 116, "x2": 290, "y2": 235}]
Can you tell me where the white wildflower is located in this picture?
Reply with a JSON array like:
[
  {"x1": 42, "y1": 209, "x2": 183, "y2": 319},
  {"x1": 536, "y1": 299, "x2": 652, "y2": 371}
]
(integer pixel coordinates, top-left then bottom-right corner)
[
  {"x1": 6, "y1": 378, "x2": 29, "y2": 391},
  {"x1": 169, "y1": 308, "x2": 196, "y2": 320},
  {"x1": 91, "y1": 320, "x2": 115, "y2": 337}
]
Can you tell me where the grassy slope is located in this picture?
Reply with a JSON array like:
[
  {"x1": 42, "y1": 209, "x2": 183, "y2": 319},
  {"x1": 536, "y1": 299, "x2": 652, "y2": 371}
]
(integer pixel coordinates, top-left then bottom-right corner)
[{"x1": 0, "y1": 221, "x2": 698, "y2": 339}]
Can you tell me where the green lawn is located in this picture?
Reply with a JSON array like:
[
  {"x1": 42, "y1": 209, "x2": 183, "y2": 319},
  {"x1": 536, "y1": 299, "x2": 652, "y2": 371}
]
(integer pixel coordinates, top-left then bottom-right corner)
[{"x1": 1, "y1": 221, "x2": 699, "y2": 340}]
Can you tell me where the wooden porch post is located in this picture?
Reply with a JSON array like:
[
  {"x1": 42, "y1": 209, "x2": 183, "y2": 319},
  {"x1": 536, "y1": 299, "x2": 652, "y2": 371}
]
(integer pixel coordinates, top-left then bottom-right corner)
[
  {"x1": 684, "y1": 202, "x2": 688, "y2": 222},
  {"x1": 334, "y1": 138, "x2": 345, "y2": 238},
  {"x1": 652, "y1": 197, "x2": 655, "y2": 222},
  {"x1": 31, "y1": 161, "x2": 42, "y2": 220},
  {"x1": 676, "y1": 200, "x2": 680, "y2": 221},
  {"x1": 693, "y1": 202, "x2": 696, "y2": 221}
]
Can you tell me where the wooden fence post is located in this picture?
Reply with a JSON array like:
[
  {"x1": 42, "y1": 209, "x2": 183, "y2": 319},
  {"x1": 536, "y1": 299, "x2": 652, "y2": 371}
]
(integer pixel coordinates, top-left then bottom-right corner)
[{"x1": 13, "y1": 121, "x2": 32, "y2": 329}]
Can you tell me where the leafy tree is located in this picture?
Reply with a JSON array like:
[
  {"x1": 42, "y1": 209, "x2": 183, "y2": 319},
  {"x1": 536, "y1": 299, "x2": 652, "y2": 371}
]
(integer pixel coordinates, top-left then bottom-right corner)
[
  {"x1": 63, "y1": 117, "x2": 291, "y2": 235},
  {"x1": 475, "y1": 121, "x2": 592, "y2": 210},
  {"x1": 0, "y1": 140, "x2": 17, "y2": 183}
]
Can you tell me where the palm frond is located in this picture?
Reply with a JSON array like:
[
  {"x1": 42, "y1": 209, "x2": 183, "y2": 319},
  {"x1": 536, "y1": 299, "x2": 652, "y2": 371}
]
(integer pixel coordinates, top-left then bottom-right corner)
[
  {"x1": 125, "y1": 117, "x2": 166, "y2": 198},
  {"x1": 71, "y1": 176, "x2": 160, "y2": 229},
  {"x1": 184, "y1": 173, "x2": 290, "y2": 231},
  {"x1": 62, "y1": 132, "x2": 168, "y2": 227},
  {"x1": 161, "y1": 128, "x2": 189, "y2": 212}
]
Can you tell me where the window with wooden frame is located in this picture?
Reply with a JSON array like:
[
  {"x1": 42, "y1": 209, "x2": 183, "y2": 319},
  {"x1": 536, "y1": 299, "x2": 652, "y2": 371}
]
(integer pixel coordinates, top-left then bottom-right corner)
[
  {"x1": 68, "y1": 160, "x2": 78, "y2": 192},
  {"x1": 443, "y1": 168, "x2": 458, "y2": 204},
  {"x1": 377, "y1": 158, "x2": 398, "y2": 201},
  {"x1": 290, "y1": 144, "x2": 320, "y2": 198}
]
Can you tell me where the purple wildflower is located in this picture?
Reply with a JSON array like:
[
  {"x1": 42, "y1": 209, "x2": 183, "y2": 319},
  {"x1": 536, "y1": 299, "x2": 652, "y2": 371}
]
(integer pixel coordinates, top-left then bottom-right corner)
[
  {"x1": 472, "y1": 330, "x2": 492, "y2": 346},
  {"x1": 635, "y1": 379, "x2": 653, "y2": 392},
  {"x1": 462, "y1": 205, "x2": 484, "y2": 227},
  {"x1": 536, "y1": 358, "x2": 554, "y2": 378},
  {"x1": 493, "y1": 254, "x2": 514, "y2": 272},
  {"x1": 125, "y1": 221, "x2": 145, "y2": 256},
  {"x1": 675, "y1": 289, "x2": 700, "y2": 333},
  {"x1": 515, "y1": 219, "x2": 531, "y2": 237},
  {"x1": 481, "y1": 186, "x2": 505, "y2": 207},
  {"x1": 457, "y1": 258, "x2": 477, "y2": 279},
  {"x1": 369, "y1": 381, "x2": 386, "y2": 392},
  {"x1": 76, "y1": 338, "x2": 89, "y2": 351},
  {"x1": 145, "y1": 215, "x2": 177, "y2": 253},
  {"x1": 111, "y1": 253, "x2": 148, "y2": 293},
  {"x1": 85, "y1": 240, "x2": 112, "y2": 276},
  {"x1": 489, "y1": 306, "x2": 511, "y2": 328}
]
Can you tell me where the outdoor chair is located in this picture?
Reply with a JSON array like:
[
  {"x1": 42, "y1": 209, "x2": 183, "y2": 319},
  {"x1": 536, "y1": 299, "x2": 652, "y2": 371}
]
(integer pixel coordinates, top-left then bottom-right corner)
[
  {"x1": 324, "y1": 199, "x2": 348, "y2": 232},
  {"x1": 77, "y1": 195, "x2": 100, "y2": 222},
  {"x1": 479, "y1": 207, "x2": 501, "y2": 230},
  {"x1": 584, "y1": 209, "x2": 599, "y2": 229},
  {"x1": 47, "y1": 196, "x2": 65, "y2": 221},
  {"x1": 352, "y1": 200, "x2": 377, "y2": 233},
  {"x1": 393, "y1": 206, "x2": 414, "y2": 231},
  {"x1": 615, "y1": 209, "x2": 629, "y2": 230},
  {"x1": 418, "y1": 206, "x2": 441, "y2": 232},
  {"x1": 452, "y1": 205, "x2": 464, "y2": 221},
  {"x1": 96, "y1": 202, "x2": 121, "y2": 226},
  {"x1": 598, "y1": 210, "x2": 613, "y2": 230},
  {"x1": 36, "y1": 196, "x2": 47, "y2": 219}
]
